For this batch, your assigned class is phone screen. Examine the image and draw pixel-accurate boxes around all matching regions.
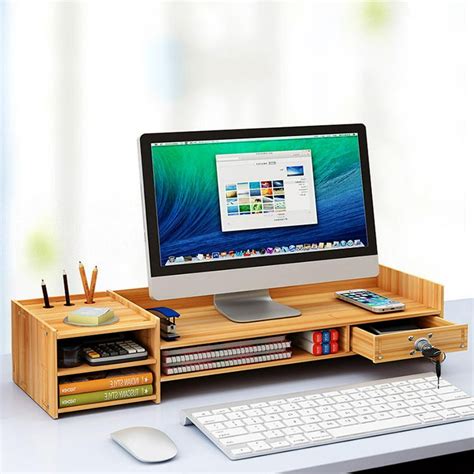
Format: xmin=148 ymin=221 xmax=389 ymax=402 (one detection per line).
xmin=346 ymin=291 xmax=394 ymax=307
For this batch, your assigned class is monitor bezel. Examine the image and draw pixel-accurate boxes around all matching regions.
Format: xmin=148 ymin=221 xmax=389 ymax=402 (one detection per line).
xmin=139 ymin=123 xmax=377 ymax=277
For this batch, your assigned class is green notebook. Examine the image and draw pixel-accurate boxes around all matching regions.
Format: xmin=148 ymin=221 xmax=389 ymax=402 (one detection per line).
xmin=59 ymin=384 xmax=153 ymax=407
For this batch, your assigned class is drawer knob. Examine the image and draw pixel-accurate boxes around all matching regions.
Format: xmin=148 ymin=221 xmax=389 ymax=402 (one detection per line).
xmin=409 ymin=350 xmax=416 ymax=355
xmin=407 ymin=336 xmax=414 ymax=341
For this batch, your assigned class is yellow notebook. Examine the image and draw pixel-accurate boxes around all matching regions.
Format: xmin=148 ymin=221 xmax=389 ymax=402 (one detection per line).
xmin=68 ymin=307 xmax=114 ymax=325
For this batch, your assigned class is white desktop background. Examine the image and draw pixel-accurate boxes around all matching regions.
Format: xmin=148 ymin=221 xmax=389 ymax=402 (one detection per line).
xmin=1 ymin=1 xmax=473 ymax=353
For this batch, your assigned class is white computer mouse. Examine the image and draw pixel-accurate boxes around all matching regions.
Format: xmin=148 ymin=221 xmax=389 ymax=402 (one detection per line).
xmin=111 ymin=426 xmax=178 ymax=463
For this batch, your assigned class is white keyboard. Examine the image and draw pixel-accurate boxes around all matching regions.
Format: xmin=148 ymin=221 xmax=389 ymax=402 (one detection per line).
xmin=181 ymin=372 xmax=474 ymax=460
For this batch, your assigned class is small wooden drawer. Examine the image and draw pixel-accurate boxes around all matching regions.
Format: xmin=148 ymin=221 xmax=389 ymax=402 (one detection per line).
xmin=351 ymin=316 xmax=468 ymax=363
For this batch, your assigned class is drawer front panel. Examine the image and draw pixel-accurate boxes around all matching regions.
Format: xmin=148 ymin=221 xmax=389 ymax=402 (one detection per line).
xmin=351 ymin=318 xmax=468 ymax=363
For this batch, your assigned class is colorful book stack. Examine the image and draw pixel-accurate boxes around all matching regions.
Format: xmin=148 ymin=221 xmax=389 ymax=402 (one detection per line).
xmin=292 ymin=328 xmax=339 ymax=356
xmin=58 ymin=368 xmax=153 ymax=408
xmin=162 ymin=335 xmax=292 ymax=375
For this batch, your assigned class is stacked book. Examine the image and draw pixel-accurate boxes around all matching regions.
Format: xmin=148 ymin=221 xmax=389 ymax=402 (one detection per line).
xmin=58 ymin=368 xmax=153 ymax=408
xmin=162 ymin=335 xmax=292 ymax=375
xmin=291 ymin=328 xmax=339 ymax=356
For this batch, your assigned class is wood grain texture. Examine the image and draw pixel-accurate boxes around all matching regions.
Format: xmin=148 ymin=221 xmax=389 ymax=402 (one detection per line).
xmin=338 ymin=326 xmax=350 ymax=352
xmin=377 ymin=265 xmax=444 ymax=317
xmin=12 ymin=265 xmax=463 ymax=418
xmin=57 ymin=357 xmax=157 ymax=377
xmin=351 ymin=327 xmax=377 ymax=361
xmin=11 ymin=301 xmax=58 ymax=418
xmin=160 ymin=347 xmax=354 ymax=382
xmin=15 ymin=292 xmax=155 ymax=339
xmin=351 ymin=316 xmax=467 ymax=363
xmin=133 ymin=327 xmax=161 ymax=404
xmin=12 ymin=292 xmax=159 ymax=417
xmin=116 ymin=267 xmax=442 ymax=350
xmin=109 ymin=289 xmax=161 ymax=402
xmin=116 ymin=276 xmax=379 ymax=310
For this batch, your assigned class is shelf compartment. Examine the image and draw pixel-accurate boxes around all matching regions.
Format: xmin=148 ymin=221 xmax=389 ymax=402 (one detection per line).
xmin=57 ymin=395 xmax=157 ymax=414
xmin=57 ymin=357 xmax=157 ymax=377
xmin=155 ymin=291 xmax=442 ymax=350
xmin=117 ymin=265 xmax=444 ymax=351
xmin=351 ymin=316 xmax=468 ymax=363
xmin=15 ymin=290 xmax=157 ymax=340
xmin=142 ymin=294 xmax=442 ymax=352
xmin=161 ymin=347 xmax=353 ymax=382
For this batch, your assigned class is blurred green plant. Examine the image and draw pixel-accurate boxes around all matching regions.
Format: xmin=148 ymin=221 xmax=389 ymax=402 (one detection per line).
xmin=361 ymin=1 xmax=391 ymax=32
xmin=26 ymin=226 xmax=57 ymax=272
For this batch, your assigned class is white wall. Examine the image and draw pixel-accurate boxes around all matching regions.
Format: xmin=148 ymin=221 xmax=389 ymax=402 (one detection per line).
xmin=1 ymin=1 xmax=472 ymax=354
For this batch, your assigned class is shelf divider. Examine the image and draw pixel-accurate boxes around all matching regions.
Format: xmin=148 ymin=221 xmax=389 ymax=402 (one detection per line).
xmin=57 ymin=357 xmax=157 ymax=377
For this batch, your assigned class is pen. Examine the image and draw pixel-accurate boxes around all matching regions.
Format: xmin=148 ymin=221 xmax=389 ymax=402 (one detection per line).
xmin=79 ymin=261 xmax=90 ymax=303
xmin=63 ymin=270 xmax=74 ymax=306
xmin=41 ymin=279 xmax=53 ymax=308
xmin=88 ymin=265 xmax=98 ymax=304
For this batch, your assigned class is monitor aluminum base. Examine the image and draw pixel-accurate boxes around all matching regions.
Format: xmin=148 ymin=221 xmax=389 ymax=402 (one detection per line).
xmin=214 ymin=289 xmax=301 ymax=323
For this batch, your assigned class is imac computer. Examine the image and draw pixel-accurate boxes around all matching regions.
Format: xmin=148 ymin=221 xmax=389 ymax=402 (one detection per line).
xmin=139 ymin=124 xmax=378 ymax=323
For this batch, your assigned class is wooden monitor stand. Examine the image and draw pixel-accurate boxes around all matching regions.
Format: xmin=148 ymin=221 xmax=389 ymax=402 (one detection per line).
xmin=12 ymin=265 xmax=468 ymax=418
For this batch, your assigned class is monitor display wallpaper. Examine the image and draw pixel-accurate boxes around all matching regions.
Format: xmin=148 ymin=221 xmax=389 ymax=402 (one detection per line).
xmin=151 ymin=135 xmax=368 ymax=266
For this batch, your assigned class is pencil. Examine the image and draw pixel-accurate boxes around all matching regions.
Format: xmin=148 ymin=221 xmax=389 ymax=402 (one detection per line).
xmin=41 ymin=279 xmax=53 ymax=308
xmin=79 ymin=261 xmax=90 ymax=302
xmin=63 ymin=270 xmax=74 ymax=306
xmin=88 ymin=265 xmax=98 ymax=303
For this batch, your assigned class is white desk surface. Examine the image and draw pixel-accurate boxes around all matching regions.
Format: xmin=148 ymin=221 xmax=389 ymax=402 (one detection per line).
xmin=1 ymin=299 xmax=473 ymax=473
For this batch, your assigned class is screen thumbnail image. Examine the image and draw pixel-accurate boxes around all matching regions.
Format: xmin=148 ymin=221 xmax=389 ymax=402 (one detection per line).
xmin=287 ymin=165 xmax=304 ymax=176
xmin=226 ymin=180 xmax=285 ymax=216
xmin=251 ymin=198 xmax=263 ymax=213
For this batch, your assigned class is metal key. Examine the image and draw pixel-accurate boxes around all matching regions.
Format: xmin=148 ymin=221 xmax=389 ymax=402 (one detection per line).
xmin=432 ymin=352 xmax=446 ymax=388
xmin=435 ymin=359 xmax=441 ymax=389
xmin=421 ymin=346 xmax=445 ymax=389
xmin=415 ymin=339 xmax=446 ymax=389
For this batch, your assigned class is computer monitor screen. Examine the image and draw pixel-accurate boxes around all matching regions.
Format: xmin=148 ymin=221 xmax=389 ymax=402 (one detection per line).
xmin=139 ymin=124 xmax=377 ymax=313
xmin=145 ymin=128 xmax=372 ymax=270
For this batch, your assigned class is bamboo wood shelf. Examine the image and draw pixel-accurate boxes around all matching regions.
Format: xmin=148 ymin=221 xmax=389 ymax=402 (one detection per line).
xmin=11 ymin=265 xmax=468 ymax=419
xmin=116 ymin=266 xmax=445 ymax=350
xmin=160 ymin=348 xmax=355 ymax=382
xmin=57 ymin=357 xmax=157 ymax=377
xmin=12 ymin=291 xmax=160 ymax=419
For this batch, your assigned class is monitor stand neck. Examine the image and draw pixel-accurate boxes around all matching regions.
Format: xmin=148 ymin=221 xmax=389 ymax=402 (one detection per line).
xmin=213 ymin=289 xmax=301 ymax=323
